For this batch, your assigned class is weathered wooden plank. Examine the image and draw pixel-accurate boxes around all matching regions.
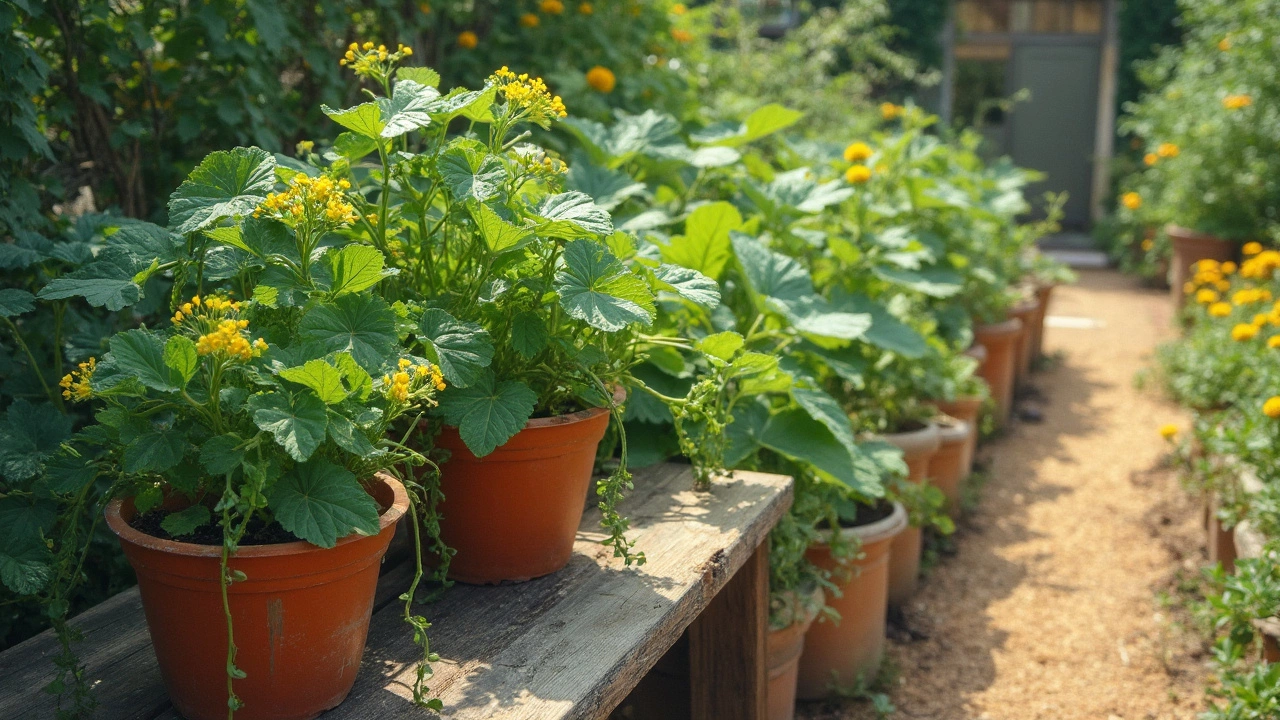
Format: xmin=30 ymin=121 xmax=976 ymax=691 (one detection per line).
xmin=0 ymin=465 xmax=792 ymax=720
xmin=689 ymin=541 xmax=768 ymax=720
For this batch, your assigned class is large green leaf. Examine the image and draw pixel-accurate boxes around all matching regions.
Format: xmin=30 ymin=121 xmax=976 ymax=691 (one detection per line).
xmin=0 ymin=289 xmax=35 ymax=318
xmin=161 ymin=505 xmax=212 ymax=537
xmin=510 ymin=311 xmax=548 ymax=359
xmin=417 ymin=308 xmax=493 ymax=388
xmin=872 ymin=266 xmax=964 ymax=299
xmin=200 ymin=434 xmax=246 ymax=475
xmin=436 ymin=373 xmax=538 ymax=457
xmin=266 ymin=460 xmax=380 ymax=548
xmin=791 ymin=386 xmax=858 ymax=459
xmin=327 ymin=245 xmax=394 ymax=297
xmin=659 ymin=202 xmax=741 ymax=280
xmin=725 ymin=401 xmax=880 ymax=496
xmin=703 ymin=104 xmax=804 ymax=148
xmin=37 ymin=249 xmax=141 ymax=311
xmin=829 ymin=290 xmax=928 ymax=358
xmin=248 ymin=390 xmax=329 ymax=462
xmin=123 ymin=419 xmax=186 ymax=474
xmin=468 ymin=202 xmax=531 ymax=253
xmin=0 ymin=400 xmax=72 ymax=483
xmin=167 ymin=147 xmax=276 ymax=234
xmin=730 ymin=232 xmax=813 ymax=304
xmin=109 ymin=329 xmax=182 ymax=393
xmin=564 ymin=158 xmax=646 ymax=211
xmin=163 ymin=336 xmax=199 ymax=386
xmin=652 ymin=265 xmax=720 ymax=308
xmin=396 ymin=66 xmax=441 ymax=88
xmin=0 ymin=499 xmax=53 ymax=594
xmin=536 ymin=192 xmax=614 ymax=239
xmin=299 ymin=294 xmax=398 ymax=373
xmin=322 ymin=102 xmax=385 ymax=140
xmin=377 ymin=79 xmax=438 ymax=138
xmin=556 ymin=239 xmax=655 ymax=331
xmin=279 ymin=359 xmax=349 ymax=404
xmin=439 ymin=141 xmax=506 ymax=203
xmin=326 ymin=411 xmax=376 ymax=457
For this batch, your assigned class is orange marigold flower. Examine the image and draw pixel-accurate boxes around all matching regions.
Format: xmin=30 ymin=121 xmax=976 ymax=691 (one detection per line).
xmin=519 ymin=12 xmax=540 ymax=27
xmin=1223 ymin=94 xmax=1253 ymax=110
xmin=1143 ymin=153 xmax=1158 ymax=166
xmin=585 ymin=65 xmax=616 ymax=93
xmin=1157 ymin=142 xmax=1179 ymax=158
xmin=671 ymin=28 xmax=693 ymax=43
xmin=846 ymin=165 xmax=872 ymax=184
xmin=578 ymin=2 xmax=593 ymax=13
xmin=1265 ymin=396 xmax=1280 ymax=419
xmin=1208 ymin=302 xmax=1232 ymax=317
xmin=1232 ymin=323 xmax=1259 ymax=341
xmin=1121 ymin=192 xmax=1141 ymax=210
xmin=540 ymin=0 xmax=564 ymax=14
xmin=1244 ymin=242 xmax=1263 ymax=255
xmin=457 ymin=30 xmax=478 ymax=48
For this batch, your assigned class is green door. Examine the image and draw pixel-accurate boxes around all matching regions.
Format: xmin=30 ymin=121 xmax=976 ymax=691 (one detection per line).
xmin=1007 ymin=44 xmax=1100 ymax=228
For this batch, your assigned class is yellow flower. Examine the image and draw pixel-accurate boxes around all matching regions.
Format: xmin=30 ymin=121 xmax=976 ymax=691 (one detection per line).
xmin=1157 ymin=142 xmax=1179 ymax=158
xmin=1159 ymin=424 xmax=1178 ymax=440
xmin=671 ymin=29 xmax=693 ymax=43
xmin=845 ymin=165 xmax=872 ymax=184
xmin=1219 ymin=37 xmax=1231 ymax=51
xmin=1184 ymin=282 xmax=1196 ymax=295
xmin=1141 ymin=238 xmax=1154 ymax=252
xmin=1244 ymin=241 xmax=1263 ymax=255
xmin=671 ymin=3 xmax=687 ymax=14
xmin=585 ymin=65 xmax=616 ymax=93
xmin=1256 ymin=313 xmax=1270 ymax=327
xmin=1231 ymin=323 xmax=1258 ymax=341
xmin=1269 ymin=336 xmax=1280 ymax=349
xmin=489 ymin=67 xmax=567 ymax=121
xmin=457 ymin=31 xmax=478 ymax=48
xmin=1121 ymin=192 xmax=1142 ymax=210
xmin=59 ymin=357 xmax=96 ymax=401
xmin=1143 ymin=153 xmax=1158 ymax=166
xmin=418 ymin=2 xmax=431 ymax=13
xmin=1265 ymin=396 xmax=1280 ymax=419
xmin=880 ymin=102 xmax=904 ymax=120
xmin=1196 ymin=289 xmax=1219 ymax=304
xmin=540 ymin=0 xmax=564 ymax=13
xmin=578 ymin=2 xmax=593 ymax=13
xmin=1209 ymin=302 xmax=1232 ymax=317
xmin=255 ymin=173 xmax=358 ymax=228
xmin=1223 ymin=94 xmax=1253 ymax=110
xmin=520 ymin=12 xmax=540 ymax=27
xmin=843 ymin=142 xmax=873 ymax=163
xmin=1222 ymin=261 xmax=1237 ymax=274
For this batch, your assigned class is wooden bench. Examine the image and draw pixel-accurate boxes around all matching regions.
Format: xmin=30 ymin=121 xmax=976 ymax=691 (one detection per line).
xmin=0 ymin=464 xmax=793 ymax=719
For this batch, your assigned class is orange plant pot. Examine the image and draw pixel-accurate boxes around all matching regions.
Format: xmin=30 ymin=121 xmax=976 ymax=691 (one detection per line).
xmin=1008 ymin=297 xmax=1040 ymax=385
xmin=796 ymin=503 xmax=907 ymax=699
xmin=882 ymin=424 xmax=941 ymax=606
xmin=433 ymin=405 xmax=612 ymax=584
xmin=930 ymin=395 xmax=983 ymax=478
xmin=927 ymin=417 xmax=972 ymax=519
xmin=1207 ymin=492 xmax=1237 ymax=573
xmin=973 ymin=318 xmax=1023 ymax=424
xmin=767 ymin=589 xmax=824 ymax=720
xmin=1030 ymin=284 xmax=1055 ymax=361
xmin=1167 ymin=225 xmax=1235 ymax=309
xmin=106 ymin=474 xmax=408 ymax=720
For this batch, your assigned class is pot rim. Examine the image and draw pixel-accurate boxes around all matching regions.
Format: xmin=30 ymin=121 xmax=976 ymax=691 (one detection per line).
xmin=1165 ymin=224 xmax=1231 ymax=243
xmin=974 ymin=317 xmax=1022 ymax=336
xmin=770 ymin=585 xmax=827 ymax=631
xmin=934 ymin=415 xmax=971 ymax=443
xmin=451 ymin=385 xmax=627 ymax=432
xmin=105 ymin=472 xmax=408 ymax=559
xmin=878 ymin=421 xmax=941 ymax=457
xmin=1010 ymin=297 xmax=1040 ymax=315
xmin=829 ymin=501 xmax=908 ymax=546
xmin=963 ymin=343 xmax=989 ymax=363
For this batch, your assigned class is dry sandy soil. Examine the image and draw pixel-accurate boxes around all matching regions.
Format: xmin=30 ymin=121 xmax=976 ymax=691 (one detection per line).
xmin=800 ymin=269 xmax=1213 ymax=720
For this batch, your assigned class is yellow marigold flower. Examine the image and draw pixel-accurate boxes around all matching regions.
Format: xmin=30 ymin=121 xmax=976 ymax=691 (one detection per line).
xmin=1143 ymin=152 xmax=1158 ymax=166
xmin=1244 ymin=241 xmax=1263 ymax=255
xmin=1232 ymin=323 xmax=1258 ymax=341
xmin=880 ymin=102 xmax=904 ymax=120
xmin=1142 ymin=238 xmax=1154 ymax=252
xmin=845 ymin=165 xmax=872 ymax=184
xmin=1256 ymin=313 xmax=1270 ymax=327
xmin=1269 ymin=336 xmax=1280 ymax=349
xmin=1219 ymin=37 xmax=1231 ymax=51
xmin=671 ymin=28 xmax=693 ymax=43
xmin=1183 ymin=282 xmax=1196 ymax=295
xmin=672 ymin=3 xmax=687 ymax=14
xmin=1223 ymin=94 xmax=1253 ymax=110
xmin=419 ymin=2 xmax=431 ymax=13
xmin=296 ymin=140 xmax=315 ymax=155
xmin=1159 ymin=424 xmax=1178 ymax=440
xmin=1265 ymin=396 xmax=1280 ymax=419
xmin=1198 ymin=259 xmax=1220 ymax=272
xmin=1121 ymin=192 xmax=1142 ymax=210
xmin=586 ymin=65 xmax=617 ymax=93
xmin=520 ymin=12 xmax=540 ymax=27
xmin=362 ymin=41 xmax=375 ymax=50
xmin=1217 ymin=279 xmax=1231 ymax=292
xmin=1196 ymin=289 xmax=1219 ymax=304
xmin=1222 ymin=261 xmax=1237 ymax=274
xmin=1157 ymin=142 xmax=1179 ymax=158
xmin=843 ymin=142 xmax=873 ymax=163
xmin=1209 ymin=302 xmax=1232 ymax=317
xmin=578 ymin=2 xmax=593 ymax=13
xmin=59 ymin=357 xmax=96 ymax=401
xmin=540 ymin=0 xmax=564 ymax=13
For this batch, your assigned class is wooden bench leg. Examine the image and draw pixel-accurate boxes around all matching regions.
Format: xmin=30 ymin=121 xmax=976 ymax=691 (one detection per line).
xmin=689 ymin=540 xmax=768 ymax=720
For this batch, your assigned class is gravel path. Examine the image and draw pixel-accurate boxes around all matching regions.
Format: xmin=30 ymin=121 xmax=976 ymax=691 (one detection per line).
xmin=801 ymin=269 xmax=1211 ymax=720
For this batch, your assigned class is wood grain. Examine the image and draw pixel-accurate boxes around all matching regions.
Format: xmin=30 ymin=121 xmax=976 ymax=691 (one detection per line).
xmin=0 ymin=465 xmax=792 ymax=720
xmin=689 ymin=541 xmax=768 ymax=720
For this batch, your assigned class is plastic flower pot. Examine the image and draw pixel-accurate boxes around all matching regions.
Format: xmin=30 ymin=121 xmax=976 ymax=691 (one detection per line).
xmin=1008 ymin=297 xmax=1040 ymax=386
xmin=881 ymin=423 xmax=941 ymax=606
xmin=1167 ymin=225 xmax=1235 ymax=308
xmin=926 ymin=416 xmax=972 ymax=520
xmin=1030 ymin=284 xmax=1055 ymax=362
xmin=929 ymin=395 xmax=983 ymax=478
xmin=767 ymin=587 xmax=825 ymax=720
xmin=432 ymin=403 xmax=612 ymax=584
xmin=796 ymin=502 xmax=908 ymax=699
xmin=973 ymin=318 xmax=1023 ymax=424
xmin=105 ymin=474 xmax=408 ymax=720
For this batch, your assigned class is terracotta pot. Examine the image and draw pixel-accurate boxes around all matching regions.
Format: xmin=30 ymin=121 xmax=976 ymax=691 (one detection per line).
xmin=881 ymin=423 xmax=941 ymax=606
xmin=797 ymin=503 xmax=908 ymax=699
xmin=1008 ymin=298 xmax=1040 ymax=386
xmin=963 ymin=342 xmax=988 ymax=366
xmin=106 ymin=474 xmax=408 ymax=720
xmin=927 ymin=417 xmax=972 ymax=520
xmin=433 ymin=403 xmax=612 ymax=584
xmin=1030 ymin=284 xmax=1055 ymax=362
xmin=973 ymin=318 xmax=1023 ymax=424
xmin=767 ymin=588 xmax=825 ymax=720
xmin=1207 ymin=492 xmax=1237 ymax=573
xmin=930 ymin=395 xmax=983 ymax=477
xmin=1167 ymin=225 xmax=1235 ymax=309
